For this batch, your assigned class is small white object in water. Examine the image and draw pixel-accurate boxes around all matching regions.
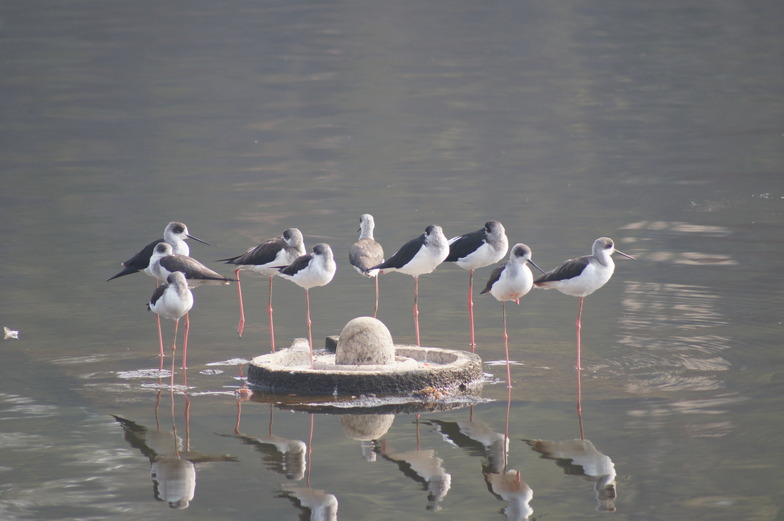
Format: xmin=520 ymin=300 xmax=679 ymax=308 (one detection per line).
xmin=4 ymin=327 xmax=19 ymax=340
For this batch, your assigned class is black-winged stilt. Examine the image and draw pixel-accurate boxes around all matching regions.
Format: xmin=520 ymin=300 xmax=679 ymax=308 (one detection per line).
xmin=445 ymin=220 xmax=509 ymax=351
xmin=349 ymin=214 xmax=385 ymax=318
xmin=370 ymin=224 xmax=449 ymax=346
xmin=108 ymin=222 xmax=210 ymax=282
xmin=534 ymin=237 xmax=634 ymax=370
xmin=149 ymin=243 xmax=235 ymax=287
xmin=278 ymin=243 xmax=337 ymax=368
xmin=218 ymin=228 xmax=305 ymax=346
xmin=481 ymin=243 xmax=545 ymax=388
xmin=147 ymin=272 xmax=194 ymax=366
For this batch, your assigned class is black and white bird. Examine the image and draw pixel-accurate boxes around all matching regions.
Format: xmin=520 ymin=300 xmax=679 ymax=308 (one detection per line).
xmin=481 ymin=243 xmax=545 ymax=388
xmin=218 ymin=228 xmax=305 ymax=344
xmin=148 ymin=243 xmax=235 ymax=287
xmin=370 ymin=224 xmax=449 ymax=346
xmin=445 ymin=220 xmax=509 ymax=351
xmin=108 ymin=221 xmax=210 ymax=282
xmin=147 ymin=272 xmax=194 ymax=365
xmin=349 ymin=214 xmax=385 ymax=318
xmin=278 ymin=244 xmax=337 ymax=368
xmin=534 ymin=237 xmax=634 ymax=370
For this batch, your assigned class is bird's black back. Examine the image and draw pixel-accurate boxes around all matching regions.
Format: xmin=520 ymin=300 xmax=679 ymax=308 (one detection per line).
xmin=107 ymin=238 xmax=162 ymax=281
xmin=280 ymin=254 xmax=312 ymax=276
xmin=480 ymin=263 xmax=506 ymax=294
xmin=535 ymin=256 xmax=590 ymax=283
xmin=218 ymin=237 xmax=286 ymax=266
xmin=372 ymin=233 xmax=425 ymax=270
xmin=445 ymin=227 xmax=485 ymax=262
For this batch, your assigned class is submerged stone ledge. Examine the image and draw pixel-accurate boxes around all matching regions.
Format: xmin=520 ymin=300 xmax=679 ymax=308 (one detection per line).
xmin=247 ymin=338 xmax=483 ymax=397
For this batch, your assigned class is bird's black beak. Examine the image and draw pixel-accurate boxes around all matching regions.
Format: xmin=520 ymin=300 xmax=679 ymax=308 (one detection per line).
xmin=528 ymin=259 xmax=548 ymax=275
xmin=616 ymin=249 xmax=635 ymax=260
xmin=187 ymin=234 xmax=211 ymax=246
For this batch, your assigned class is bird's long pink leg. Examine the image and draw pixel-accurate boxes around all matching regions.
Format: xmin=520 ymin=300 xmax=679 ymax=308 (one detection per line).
xmin=156 ymin=311 xmax=164 ymax=358
xmin=305 ymin=289 xmax=314 ymax=368
xmin=575 ymin=297 xmax=585 ymax=432
xmin=468 ymin=269 xmax=476 ymax=352
xmin=268 ymin=276 xmax=276 ymax=352
xmin=413 ymin=276 xmax=421 ymax=346
xmin=373 ymin=275 xmax=379 ymax=318
xmin=182 ymin=312 xmax=190 ymax=370
xmin=155 ymin=279 xmax=163 ymax=357
xmin=503 ymin=302 xmax=512 ymax=389
xmin=170 ymin=333 xmax=177 ymax=389
xmin=172 ymin=318 xmax=179 ymax=359
xmin=235 ymin=269 xmax=245 ymax=337
xmin=576 ymin=296 xmax=584 ymax=370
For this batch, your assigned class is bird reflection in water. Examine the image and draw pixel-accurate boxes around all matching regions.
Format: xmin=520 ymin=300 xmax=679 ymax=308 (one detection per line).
xmin=279 ymin=414 xmax=339 ymax=520
xmin=280 ymin=481 xmax=339 ymax=521
xmin=375 ymin=416 xmax=452 ymax=511
xmin=112 ymin=366 xmax=237 ymax=509
xmin=232 ymin=401 xmax=307 ymax=481
xmin=525 ymin=408 xmax=617 ymax=513
xmin=485 ymin=470 xmax=534 ymax=521
xmin=429 ymin=388 xmax=534 ymax=520
xmin=233 ymin=404 xmax=339 ymax=520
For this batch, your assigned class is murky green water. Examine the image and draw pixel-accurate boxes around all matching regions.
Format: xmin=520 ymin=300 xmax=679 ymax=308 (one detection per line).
xmin=1 ymin=1 xmax=783 ymax=519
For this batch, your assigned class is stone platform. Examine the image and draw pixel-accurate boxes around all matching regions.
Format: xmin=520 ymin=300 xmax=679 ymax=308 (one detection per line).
xmin=247 ymin=338 xmax=484 ymax=397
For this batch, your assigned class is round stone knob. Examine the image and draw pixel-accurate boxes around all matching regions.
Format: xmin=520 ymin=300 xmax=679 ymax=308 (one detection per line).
xmin=335 ymin=317 xmax=395 ymax=365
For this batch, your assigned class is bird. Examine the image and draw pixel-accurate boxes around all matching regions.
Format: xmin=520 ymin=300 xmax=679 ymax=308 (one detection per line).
xmin=481 ymin=243 xmax=545 ymax=388
xmin=370 ymin=224 xmax=449 ymax=346
xmin=107 ymin=222 xmax=210 ymax=282
xmin=445 ymin=220 xmax=509 ymax=351
xmin=147 ymin=272 xmax=194 ymax=365
xmin=218 ymin=228 xmax=305 ymax=345
xmin=534 ymin=237 xmax=635 ymax=370
xmin=278 ymin=244 xmax=337 ymax=368
xmin=148 ymin=243 xmax=236 ymax=287
xmin=349 ymin=214 xmax=385 ymax=318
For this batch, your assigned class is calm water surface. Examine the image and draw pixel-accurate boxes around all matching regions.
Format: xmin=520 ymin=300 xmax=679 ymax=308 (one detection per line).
xmin=1 ymin=1 xmax=783 ymax=520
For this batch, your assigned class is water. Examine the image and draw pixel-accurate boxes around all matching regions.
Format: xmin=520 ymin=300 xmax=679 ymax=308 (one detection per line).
xmin=1 ymin=1 xmax=783 ymax=519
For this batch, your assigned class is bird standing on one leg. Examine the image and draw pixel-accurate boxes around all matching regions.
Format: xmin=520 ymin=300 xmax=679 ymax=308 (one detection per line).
xmin=445 ymin=220 xmax=509 ymax=351
xmin=218 ymin=228 xmax=305 ymax=345
xmin=370 ymin=225 xmax=449 ymax=346
xmin=147 ymin=272 xmax=194 ymax=367
xmin=278 ymin=244 xmax=337 ymax=368
xmin=533 ymin=237 xmax=635 ymax=371
xmin=481 ymin=244 xmax=545 ymax=388
xmin=349 ymin=214 xmax=384 ymax=318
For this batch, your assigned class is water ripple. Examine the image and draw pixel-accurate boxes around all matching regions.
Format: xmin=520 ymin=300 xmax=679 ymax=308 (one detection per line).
xmin=615 ymin=281 xmax=732 ymax=394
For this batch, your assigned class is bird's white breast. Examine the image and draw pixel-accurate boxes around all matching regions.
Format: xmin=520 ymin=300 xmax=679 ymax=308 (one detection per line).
xmin=553 ymin=261 xmax=614 ymax=297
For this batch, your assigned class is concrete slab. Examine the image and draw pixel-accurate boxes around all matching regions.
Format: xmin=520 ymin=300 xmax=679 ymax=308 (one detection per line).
xmin=247 ymin=338 xmax=484 ymax=397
